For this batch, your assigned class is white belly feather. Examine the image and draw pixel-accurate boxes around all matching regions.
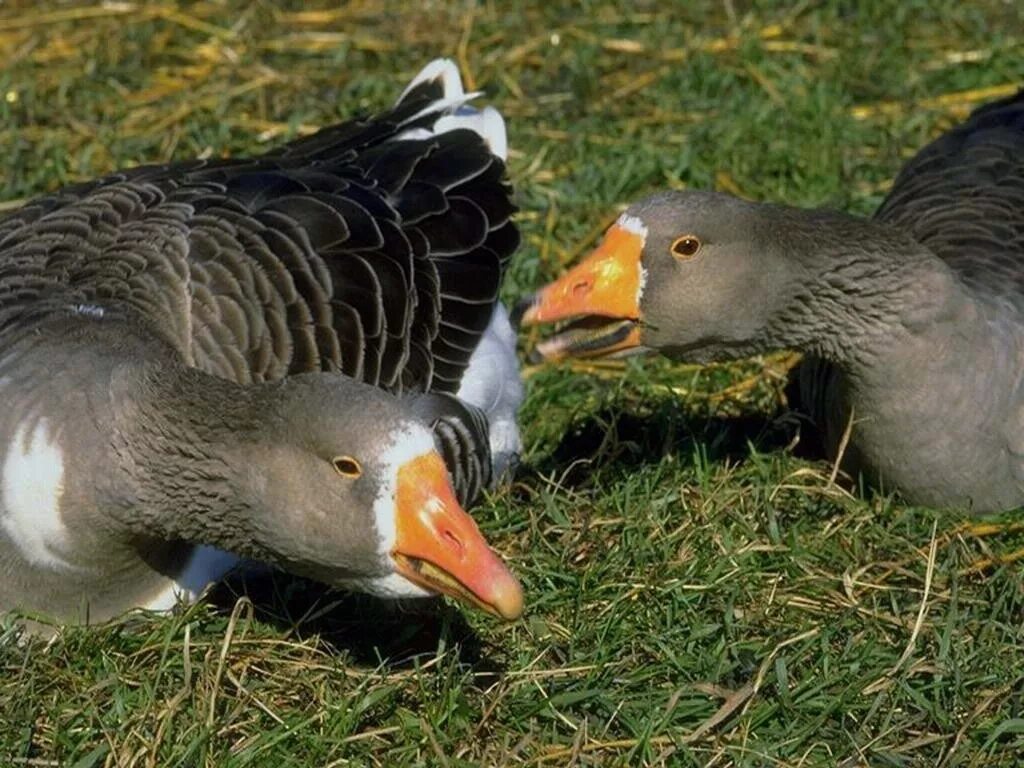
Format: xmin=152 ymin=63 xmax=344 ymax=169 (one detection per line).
xmin=456 ymin=304 xmax=524 ymax=480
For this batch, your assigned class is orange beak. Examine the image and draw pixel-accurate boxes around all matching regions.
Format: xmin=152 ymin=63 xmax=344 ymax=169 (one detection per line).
xmin=392 ymin=452 xmax=524 ymax=620
xmin=517 ymin=221 xmax=645 ymax=361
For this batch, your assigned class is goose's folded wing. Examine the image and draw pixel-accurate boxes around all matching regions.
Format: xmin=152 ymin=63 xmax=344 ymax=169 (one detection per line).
xmin=874 ymin=88 xmax=1024 ymax=299
xmin=0 ymin=64 xmax=520 ymax=396
xmin=406 ymin=391 xmax=493 ymax=507
xmin=0 ymin=182 xmax=194 ymax=354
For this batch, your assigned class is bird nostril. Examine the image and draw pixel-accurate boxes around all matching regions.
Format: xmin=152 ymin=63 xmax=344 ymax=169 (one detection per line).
xmin=572 ymin=280 xmax=591 ymax=297
xmin=442 ymin=529 xmax=464 ymax=557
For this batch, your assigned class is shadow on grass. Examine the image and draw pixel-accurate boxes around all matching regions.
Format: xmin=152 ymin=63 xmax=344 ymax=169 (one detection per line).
xmin=205 ymin=569 xmax=501 ymax=674
xmin=530 ymin=398 xmax=820 ymax=487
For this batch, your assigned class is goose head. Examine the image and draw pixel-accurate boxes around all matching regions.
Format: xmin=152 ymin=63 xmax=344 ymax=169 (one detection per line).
xmin=517 ymin=191 xmax=798 ymax=363
xmin=115 ymin=368 xmax=525 ymax=620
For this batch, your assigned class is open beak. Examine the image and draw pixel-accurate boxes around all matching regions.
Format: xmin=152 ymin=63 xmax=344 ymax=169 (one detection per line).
xmin=516 ymin=220 xmax=645 ymax=361
xmin=392 ymin=452 xmax=524 ymax=620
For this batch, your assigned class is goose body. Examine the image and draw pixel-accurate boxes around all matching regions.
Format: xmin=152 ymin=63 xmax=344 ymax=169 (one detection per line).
xmin=0 ymin=59 xmax=525 ymax=627
xmin=522 ymin=89 xmax=1024 ymax=513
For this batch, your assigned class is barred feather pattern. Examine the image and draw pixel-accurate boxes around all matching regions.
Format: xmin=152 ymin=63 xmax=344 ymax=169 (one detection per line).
xmin=407 ymin=391 xmax=494 ymax=505
xmin=0 ymin=69 xmax=519 ymax=506
xmin=874 ymin=89 xmax=1024 ymax=301
xmin=802 ymin=88 xmax=1024 ymax=435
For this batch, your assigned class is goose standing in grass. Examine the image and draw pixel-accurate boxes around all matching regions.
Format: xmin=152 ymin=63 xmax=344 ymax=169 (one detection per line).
xmin=0 ymin=59 xmax=525 ymax=629
xmin=520 ymin=89 xmax=1024 ymax=513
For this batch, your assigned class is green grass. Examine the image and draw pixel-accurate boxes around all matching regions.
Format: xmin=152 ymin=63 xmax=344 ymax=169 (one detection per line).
xmin=3 ymin=1 xmax=1024 ymax=765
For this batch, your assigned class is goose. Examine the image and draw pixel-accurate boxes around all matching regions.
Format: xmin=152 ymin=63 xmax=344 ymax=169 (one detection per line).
xmin=519 ymin=88 xmax=1024 ymax=513
xmin=0 ymin=59 xmax=525 ymax=629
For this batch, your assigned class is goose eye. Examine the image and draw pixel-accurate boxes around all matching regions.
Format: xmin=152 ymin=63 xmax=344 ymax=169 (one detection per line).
xmin=670 ymin=235 xmax=701 ymax=260
xmin=332 ymin=455 xmax=363 ymax=478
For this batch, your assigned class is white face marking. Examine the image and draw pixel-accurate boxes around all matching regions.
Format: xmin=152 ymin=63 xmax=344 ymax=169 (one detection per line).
xmin=1 ymin=418 xmax=74 ymax=570
xmin=616 ymin=214 xmax=650 ymax=306
xmin=638 ymin=263 xmax=649 ymax=304
xmin=616 ymin=213 xmax=649 ymax=240
xmin=371 ymin=423 xmax=438 ymax=558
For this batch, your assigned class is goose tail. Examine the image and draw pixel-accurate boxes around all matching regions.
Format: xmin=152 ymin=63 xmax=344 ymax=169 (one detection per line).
xmin=393 ymin=58 xmax=508 ymax=161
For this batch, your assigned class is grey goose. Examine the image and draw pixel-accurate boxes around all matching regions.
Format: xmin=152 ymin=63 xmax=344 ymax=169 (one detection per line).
xmin=0 ymin=59 xmax=525 ymax=629
xmin=520 ymin=88 xmax=1024 ymax=513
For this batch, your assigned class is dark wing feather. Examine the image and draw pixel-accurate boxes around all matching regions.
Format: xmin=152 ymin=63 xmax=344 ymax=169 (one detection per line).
xmin=0 ymin=183 xmax=194 ymax=354
xmin=0 ymin=82 xmax=518 ymax=397
xmin=874 ymin=89 xmax=1024 ymax=299
xmin=407 ymin=391 xmax=493 ymax=507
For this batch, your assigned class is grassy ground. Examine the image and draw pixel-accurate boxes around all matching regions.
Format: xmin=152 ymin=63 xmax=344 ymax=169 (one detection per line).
xmin=2 ymin=1 xmax=1024 ymax=766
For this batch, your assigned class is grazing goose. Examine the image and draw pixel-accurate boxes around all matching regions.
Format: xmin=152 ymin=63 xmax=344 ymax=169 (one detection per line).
xmin=0 ymin=59 xmax=525 ymax=628
xmin=520 ymin=89 xmax=1024 ymax=513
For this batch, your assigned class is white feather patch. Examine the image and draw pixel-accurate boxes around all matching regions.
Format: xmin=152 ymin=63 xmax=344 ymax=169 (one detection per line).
xmin=614 ymin=214 xmax=649 ymax=304
xmin=355 ymin=423 xmax=441 ymax=600
xmin=616 ymin=213 xmax=649 ymax=241
xmin=394 ymin=60 xmax=508 ymax=161
xmin=1 ymin=419 xmax=74 ymax=570
xmin=456 ymin=304 xmax=523 ymax=477
xmin=140 ymin=582 xmax=186 ymax=612
xmin=393 ymin=127 xmax=434 ymax=142
xmin=346 ymin=572 xmax=433 ymax=600
xmin=396 ymin=58 xmax=465 ymax=104
xmin=142 ymin=545 xmax=242 ymax=612
xmin=370 ymin=423 xmax=437 ymax=558
xmin=402 ymin=93 xmax=483 ymax=128
xmin=71 ymin=304 xmax=105 ymax=318
xmin=433 ymin=106 xmax=508 ymax=160
xmin=176 ymin=545 xmax=240 ymax=595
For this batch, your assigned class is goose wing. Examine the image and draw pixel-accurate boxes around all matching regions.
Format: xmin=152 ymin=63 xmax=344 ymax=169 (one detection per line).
xmin=0 ymin=62 xmax=518 ymax=398
xmin=874 ymin=89 xmax=1024 ymax=300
